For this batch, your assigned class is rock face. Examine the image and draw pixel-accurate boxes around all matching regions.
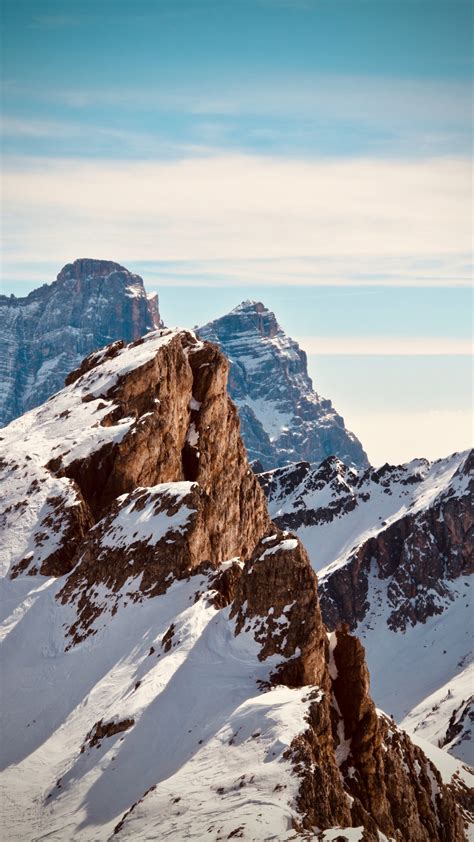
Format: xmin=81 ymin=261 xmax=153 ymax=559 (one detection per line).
xmin=0 ymin=258 xmax=161 ymax=427
xmin=0 ymin=330 xmax=471 ymax=841
xmin=198 ymin=300 xmax=369 ymax=471
xmin=259 ymin=452 xmax=474 ymax=763
xmin=2 ymin=328 xmax=270 ymax=637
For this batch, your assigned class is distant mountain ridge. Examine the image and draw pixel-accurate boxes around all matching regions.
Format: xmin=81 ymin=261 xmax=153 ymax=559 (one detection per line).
xmin=198 ymin=300 xmax=368 ymax=471
xmin=1 ymin=271 xmax=368 ymax=474
xmin=259 ymin=450 xmax=474 ymax=764
xmin=0 ymin=258 xmax=161 ymax=426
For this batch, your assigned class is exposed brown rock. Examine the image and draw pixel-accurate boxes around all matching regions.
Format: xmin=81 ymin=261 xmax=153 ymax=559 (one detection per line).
xmin=81 ymin=717 xmax=135 ymax=751
xmin=231 ymin=532 xmax=327 ymax=687
xmin=330 ymin=627 xmax=466 ymax=841
xmin=230 ymin=542 xmax=468 ymax=840
xmin=58 ymin=483 xmax=202 ymax=640
xmin=208 ymin=561 xmax=244 ymax=609
xmin=278 ymin=625 xmax=468 ymax=841
xmin=53 ymin=331 xmax=270 ymax=639
xmin=259 ymin=452 xmax=473 ymax=639
xmin=285 ymin=690 xmax=353 ymax=833
xmin=55 ymin=331 xmax=197 ymax=519
xmin=65 ymin=340 xmax=125 ymax=386
xmin=52 ymin=331 xmax=270 ymax=543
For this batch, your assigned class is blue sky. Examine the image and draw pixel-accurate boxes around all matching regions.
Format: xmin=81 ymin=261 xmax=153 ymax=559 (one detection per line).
xmin=1 ymin=0 xmax=472 ymax=463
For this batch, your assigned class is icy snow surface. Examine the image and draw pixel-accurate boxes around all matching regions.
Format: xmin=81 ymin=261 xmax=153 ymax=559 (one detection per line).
xmin=0 ymin=570 xmax=318 ymax=841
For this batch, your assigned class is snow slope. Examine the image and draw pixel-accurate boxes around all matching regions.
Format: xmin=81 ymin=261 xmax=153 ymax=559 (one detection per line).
xmin=0 ymin=328 xmax=180 ymax=580
xmin=400 ymin=665 xmax=473 ymax=765
xmin=0 ymin=328 xmax=317 ymax=839
xmin=261 ymin=453 xmax=470 ymax=573
xmin=0 ymin=566 xmax=319 ymax=841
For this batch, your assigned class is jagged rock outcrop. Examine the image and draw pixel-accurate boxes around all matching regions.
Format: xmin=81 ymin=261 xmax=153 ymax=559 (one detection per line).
xmin=262 ymin=452 xmax=473 ymax=638
xmin=259 ymin=451 xmax=473 ymax=632
xmin=198 ymin=300 xmax=368 ymax=471
xmin=230 ymin=532 xmax=327 ymax=688
xmin=286 ymin=627 xmax=467 ymax=840
xmin=0 ymin=329 xmax=471 ymax=841
xmin=0 ymin=258 xmax=161 ymax=427
xmin=229 ymin=548 xmax=468 ymax=840
xmin=1 ymin=328 xmax=270 ymax=640
xmin=319 ymin=481 xmax=473 ymax=634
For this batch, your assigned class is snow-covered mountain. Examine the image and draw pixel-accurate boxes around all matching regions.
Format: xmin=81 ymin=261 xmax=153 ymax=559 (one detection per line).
xmin=198 ymin=300 xmax=368 ymax=471
xmin=1 ymin=329 xmax=470 ymax=841
xmin=0 ymin=258 xmax=161 ymax=427
xmin=259 ymin=453 xmax=474 ymax=764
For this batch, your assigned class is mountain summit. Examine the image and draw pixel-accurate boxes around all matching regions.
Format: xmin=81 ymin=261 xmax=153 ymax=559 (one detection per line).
xmin=0 ymin=258 xmax=161 ymax=426
xmin=198 ymin=300 xmax=368 ymax=471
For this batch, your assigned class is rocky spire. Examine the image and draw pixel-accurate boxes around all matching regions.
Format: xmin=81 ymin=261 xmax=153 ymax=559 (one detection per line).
xmin=198 ymin=301 xmax=369 ymax=471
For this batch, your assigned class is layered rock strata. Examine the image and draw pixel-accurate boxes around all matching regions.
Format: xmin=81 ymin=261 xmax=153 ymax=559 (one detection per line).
xmin=198 ymin=300 xmax=368 ymax=471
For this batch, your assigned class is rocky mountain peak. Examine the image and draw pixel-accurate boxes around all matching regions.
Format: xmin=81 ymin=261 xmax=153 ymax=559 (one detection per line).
xmin=198 ymin=302 xmax=369 ymax=471
xmin=3 ymin=327 xmax=271 ymax=624
xmin=229 ymin=299 xmax=280 ymax=338
xmin=56 ymin=258 xmax=132 ymax=284
xmin=0 ymin=258 xmax=162 ymax=427
xmin=0 ymin=328 xmax=470 ymax=839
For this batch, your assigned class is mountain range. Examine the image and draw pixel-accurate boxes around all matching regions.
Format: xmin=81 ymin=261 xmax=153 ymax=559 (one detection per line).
xmin=0 ymin=327 xmax=471 ymax=840
xmin=259 ymin=453 xmax=474 ymax=765
xmin=0 ymin=258 xmax=472 ymax=840
xmin=1 ymin=262 xmax=368 ymax=477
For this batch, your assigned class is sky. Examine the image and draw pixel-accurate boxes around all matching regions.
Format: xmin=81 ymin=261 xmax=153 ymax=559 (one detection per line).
xmin=0 ymin=0 xmax=472 ymax=465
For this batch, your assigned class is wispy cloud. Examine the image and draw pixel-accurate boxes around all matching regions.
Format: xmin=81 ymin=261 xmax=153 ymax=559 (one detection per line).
xmin=1 ymin=116 xmax=88 ymax=139
xmin=4 ymin=74 xmax=470 ymax=125
xmin=2 ymin=153 xmax=470 ymax=286
xmin=2 ymin=73 xmax=470 ymax=160
xmin=0 ymin=116 xmax=201 ymax=157
xmin=297 ymin=336 xmax=472 ymax=356
xmin=139 ymin=253 xmax=472 ymax=287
